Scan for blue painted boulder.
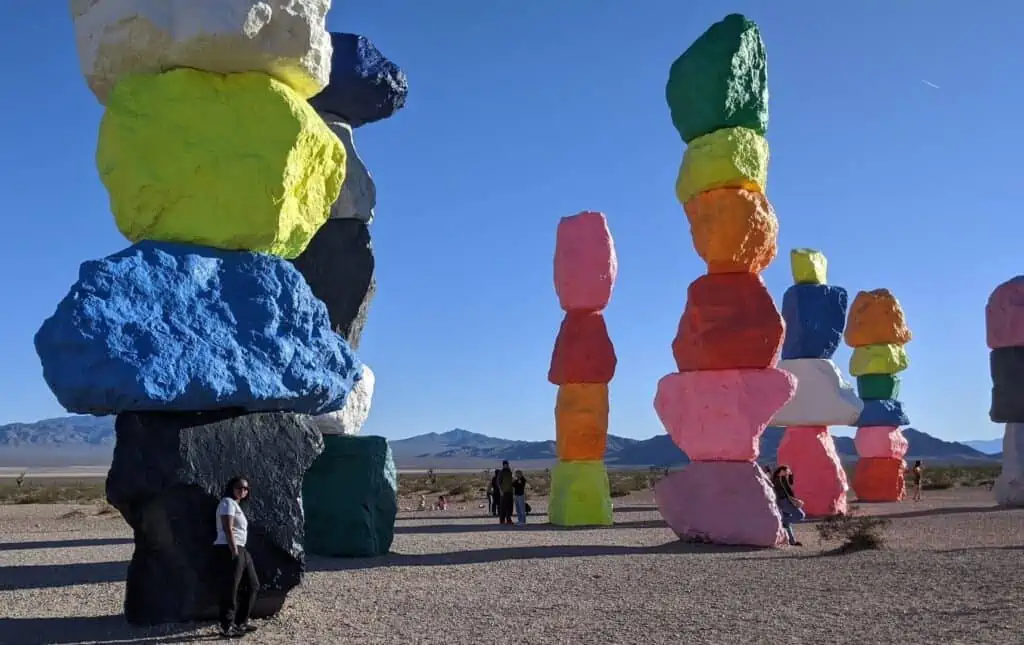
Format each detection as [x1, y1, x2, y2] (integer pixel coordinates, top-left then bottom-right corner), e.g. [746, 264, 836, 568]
[35, 242, 362, 416]
[780, 284, 848, 360]
[854, 399, 910, 427]
[309, 32, 408, 128]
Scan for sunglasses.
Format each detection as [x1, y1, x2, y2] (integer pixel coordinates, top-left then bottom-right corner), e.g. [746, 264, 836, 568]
[235, 485, 249, 491]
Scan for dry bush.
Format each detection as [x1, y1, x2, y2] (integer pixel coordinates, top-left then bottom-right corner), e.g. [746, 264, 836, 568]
[0, 482, 106, 505]
[815, 505, 890, 553]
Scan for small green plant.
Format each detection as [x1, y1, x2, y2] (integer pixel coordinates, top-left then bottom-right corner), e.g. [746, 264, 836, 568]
[815, 505, 890, 553]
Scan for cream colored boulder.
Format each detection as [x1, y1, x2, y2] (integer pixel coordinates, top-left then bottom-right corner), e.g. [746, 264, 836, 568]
[771, 358, 863, 426]
[322, 118, 376, 223]
[319, 364, 376, 435]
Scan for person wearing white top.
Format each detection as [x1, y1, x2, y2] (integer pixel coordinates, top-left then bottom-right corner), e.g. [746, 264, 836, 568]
[214, 476, 260, 638]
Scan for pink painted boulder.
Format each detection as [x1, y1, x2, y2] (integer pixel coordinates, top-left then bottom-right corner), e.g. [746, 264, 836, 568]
[553, 211, 617, 312]
[654, 368, 797, 461]
[655, 462, 786, 547]
[986, 276, 1024, 349]
[776, 426, 849, 517]
[854, 426, 909, 459]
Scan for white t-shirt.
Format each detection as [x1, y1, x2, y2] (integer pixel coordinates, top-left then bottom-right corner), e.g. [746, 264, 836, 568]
[213, 497, 248, 547]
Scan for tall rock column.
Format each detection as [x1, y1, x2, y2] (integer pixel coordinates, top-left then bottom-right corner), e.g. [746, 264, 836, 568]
[547, 211, 617, 527]
[986, 276, 1024, 507]
[293, 32, 408, 557]
[652, 14, 795, 547]
[845, 289, 913, 502]
[40, 1, 363, 625]
[771, 249, 861, 517]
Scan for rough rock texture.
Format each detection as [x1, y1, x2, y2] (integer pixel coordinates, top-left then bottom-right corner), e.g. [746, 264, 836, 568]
[790, 248, 827, 285]
[684, 188, 778, 274]
[98, 68, 345, 259]
[309, 32, 409, 128]
[854, 426, 909, 459]
[990, 347, 1024, 422]
[776, 426, 848, 517]
[852, 457, 906, 502]
[553, 212, 617, 312]
[844, 289, 912, 347]
[654, 368, 796, 461]
[548, 312, 617, 385]
[986, 276, 1024, 349]
[322, 118, 376, 223]
[291, 219, 375, 348]
[780, 284, 848, 360]
[849, 344, 909, 377]
[857, 374, 901, 400]
[672, 273, 784, 371]
[303, 435, 398, 557]
[548, 461, 613, 527]
[35, 242, 361, 416]
[71, 0, 332, 104]
[555, 384, 609, 461]
[665, 13, 768, 143]
[655, 462, 785, 547]
[994, 423, 1024, 507]
[770, 358, 863, 426]
[316, 364, 375, 435]
[106, 410, 323, 625]
[675, 127, 768, 204]
[855, 400, 909, 427]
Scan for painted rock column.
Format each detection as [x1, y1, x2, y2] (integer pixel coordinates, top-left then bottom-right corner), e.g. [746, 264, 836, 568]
[548, 211, 617, 526]
[653, 14, 794, 547]
[845, 289, 913, 502]
[986, 276, 1024, 507]
[772, 249, 860, 517]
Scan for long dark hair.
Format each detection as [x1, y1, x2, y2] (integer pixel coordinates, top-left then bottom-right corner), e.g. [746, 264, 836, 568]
[223, 475, 249, 501]
[771, 465, 789, 483]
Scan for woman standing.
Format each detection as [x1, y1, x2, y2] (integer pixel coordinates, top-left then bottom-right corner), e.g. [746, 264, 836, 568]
[911, 460, 923, 502]
[771, 465, 805, 546]
[214, 476, 260, 638]
[512, 470, 528, 526]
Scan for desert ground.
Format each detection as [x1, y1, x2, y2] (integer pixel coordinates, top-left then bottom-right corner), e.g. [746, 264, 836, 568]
[1, 485, 1022, 645]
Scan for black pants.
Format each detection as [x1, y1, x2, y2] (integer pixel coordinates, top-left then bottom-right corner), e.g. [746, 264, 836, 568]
[217, 545, 259, 629]
[499, 494, 513, 523]
[489, 492, 500, 516]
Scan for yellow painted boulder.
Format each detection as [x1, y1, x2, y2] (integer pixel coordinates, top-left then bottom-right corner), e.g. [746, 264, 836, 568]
[548, 460, 613, 526]
[849, 343, 909, 377]
[97, 68, 346, 259]
[555, 383, 609, 461]
[791, 248, 827, 285]
[675, 127, 768, 204]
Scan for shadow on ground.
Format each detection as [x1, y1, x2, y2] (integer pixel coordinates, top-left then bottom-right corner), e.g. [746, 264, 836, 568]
[0, 561, 128, 591]
[869, 505, 1007, 520]
[394, 517, 667, 534]
[0, 615, 207, 645]
[0, 538, 132, 552]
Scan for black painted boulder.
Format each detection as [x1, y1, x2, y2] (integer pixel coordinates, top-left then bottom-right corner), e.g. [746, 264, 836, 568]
[309, 32, 409, 128]
[991, 347, 1024, 422]
[290, 219, 375, 348]
[106, 411, 324, 625]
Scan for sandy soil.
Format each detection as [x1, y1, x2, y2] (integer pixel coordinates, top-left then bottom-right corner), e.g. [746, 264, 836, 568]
[0, 488, 1021, 645]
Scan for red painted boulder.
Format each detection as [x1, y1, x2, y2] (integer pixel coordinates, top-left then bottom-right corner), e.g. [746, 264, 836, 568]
[986, 276, 1024, 349]
[672, 273, 784, 371]
[852, 457, 905, 502]
[548, 312, 617, 385]
[655, 462, 786, 547]
[854, 426, 908, 459]
[654, 368, 796, 461]
[553, 211, 617, 312]
[776, 426, 849, 517]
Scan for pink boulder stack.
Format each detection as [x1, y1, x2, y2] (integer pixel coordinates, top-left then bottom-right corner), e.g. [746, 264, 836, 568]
[854, 426, 909, 459]
[986, 276, 1024, 349]
[776, 426, 849, 517]
[553, 212, 618, 313]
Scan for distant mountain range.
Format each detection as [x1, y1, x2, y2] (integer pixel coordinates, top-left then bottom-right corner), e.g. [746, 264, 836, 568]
[963, 438, 1003, 455]
[0, 415, 999, 469]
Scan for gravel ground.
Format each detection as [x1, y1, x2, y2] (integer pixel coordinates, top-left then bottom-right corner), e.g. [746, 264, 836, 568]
[1, 488, 1021, 645]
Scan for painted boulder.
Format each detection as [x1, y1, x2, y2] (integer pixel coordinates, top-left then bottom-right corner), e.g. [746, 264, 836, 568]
[854, 426, 909, 459]
[857, 374, 901, 401]
[776, 426, 849, 517]
[790, 248, 827, 285]
[987, 276, 1024, 350]
[991, 347, 1024, 422]
[849, 344, 909, 377]
[852, 457, 906, 502]
[654, 368, 796, 461]
[684, 188, 778, 274]
[771, 358, 863, 427]
[844, 289, 912, 347]
[555, 383, 609, 461]
[309, 32, 409, 128]
[994, 423, 1024, 507]
[553, 212, 617, 312]
[854, 400, 909, 427]
[675, 127, 768, 204]
[316, 364, 376, 435]
[548, 460, 613, 527]
[780, 284, 848, 360]
[655, 462, 785, 547]
[548, 312, 617, 385]
[35, 242, 362, 416]
[322, 118, 376, 223]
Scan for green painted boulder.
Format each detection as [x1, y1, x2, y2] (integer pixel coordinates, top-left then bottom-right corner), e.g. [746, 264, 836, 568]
[666, 13, 769, 143]
[857, 374, 901, 400]
[548, 460, 613, 527]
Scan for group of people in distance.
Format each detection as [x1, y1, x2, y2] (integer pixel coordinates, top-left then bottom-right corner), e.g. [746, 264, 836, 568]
[487, 460, 529, 525]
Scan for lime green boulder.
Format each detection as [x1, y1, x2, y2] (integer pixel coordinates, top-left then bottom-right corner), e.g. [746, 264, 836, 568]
[857, 374, 901, 400]
[791, 248, 828, 285]
[850, 343, 909, 377]
[666, 14, 769, 143]
[675, 127, 768, 204]
[97, 68, 346, 259]
[548, 461, 613, 527]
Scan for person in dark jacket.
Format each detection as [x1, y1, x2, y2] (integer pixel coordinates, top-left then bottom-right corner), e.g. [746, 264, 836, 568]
[488, 469, 501, 516]
[772, 465, 805, 546]
[512, 470, 528, 525]
[497, 461, 515, 525]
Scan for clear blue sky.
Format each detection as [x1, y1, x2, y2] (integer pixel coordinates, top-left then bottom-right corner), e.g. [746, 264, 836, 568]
[0, 2, 1019, 443]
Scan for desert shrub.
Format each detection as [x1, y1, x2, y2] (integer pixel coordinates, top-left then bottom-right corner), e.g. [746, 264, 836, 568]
[609, 472, 651, 497]
[815, 505, 890, 553]
[0, 482, 106, 505]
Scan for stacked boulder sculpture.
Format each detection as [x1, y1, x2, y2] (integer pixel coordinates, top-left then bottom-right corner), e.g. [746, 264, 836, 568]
[36, 0, 375, 625]
[293, 31, 407, 557]
[548, 212, 617, 526]
[846, 289, 912, 502]
[986, 276, 1024, 507]
[771, 249, 860, 517]
[653, 14, 794, 547]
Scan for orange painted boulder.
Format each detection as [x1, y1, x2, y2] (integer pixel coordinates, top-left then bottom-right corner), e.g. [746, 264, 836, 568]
[555, 383, 609, 461]
[548, 312, 616, 385]
[776, 426, 849, 517]
[684, 188, 778, 274]
[844, 289, 912, 347]
[672, 273, 784, 371]
[852, 457, 905, 502]
[553, 211, 617, 312]
[854, 426, 908, 459]
[654, 368, 796, 461]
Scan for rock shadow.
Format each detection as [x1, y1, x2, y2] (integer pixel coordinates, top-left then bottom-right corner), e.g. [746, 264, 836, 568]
[0, 561, 128, 591]
[0, 615, 205, 645]
[0, 538, 132, 552]
[875, 505, 1007, 520]
[393, 518, 667, 534]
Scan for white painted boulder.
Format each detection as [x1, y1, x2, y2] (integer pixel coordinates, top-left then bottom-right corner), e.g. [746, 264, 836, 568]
[771, 358, 863, 426]
[71, 0, 332, 103]
[995, 422, 1024, 507]
[315, 364, 375, 435]
[322, 118, 376, 223]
